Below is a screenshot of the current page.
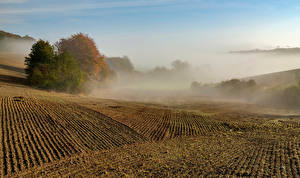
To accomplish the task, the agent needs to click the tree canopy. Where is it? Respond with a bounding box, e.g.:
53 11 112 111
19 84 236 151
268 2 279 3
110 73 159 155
106 56 135 73
25 33 117 93
56 33 115 84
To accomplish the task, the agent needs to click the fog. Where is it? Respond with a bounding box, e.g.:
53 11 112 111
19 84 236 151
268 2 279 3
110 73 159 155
0 38 34 54
0 38 35 75
3 36 300 109
105 53 300 91
89 52 300 109
202 53 300 80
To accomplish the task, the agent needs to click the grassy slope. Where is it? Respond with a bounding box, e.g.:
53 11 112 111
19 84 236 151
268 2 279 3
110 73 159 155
244 68 300 88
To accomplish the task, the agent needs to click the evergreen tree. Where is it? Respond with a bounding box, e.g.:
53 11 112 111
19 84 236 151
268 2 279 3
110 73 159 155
25 40 85 93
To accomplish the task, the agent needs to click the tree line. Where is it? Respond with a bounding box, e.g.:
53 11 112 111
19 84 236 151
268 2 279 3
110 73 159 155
25 33 115 93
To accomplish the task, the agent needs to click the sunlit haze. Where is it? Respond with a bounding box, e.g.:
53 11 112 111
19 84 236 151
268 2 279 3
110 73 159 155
1 1 300 177
1 0 300 80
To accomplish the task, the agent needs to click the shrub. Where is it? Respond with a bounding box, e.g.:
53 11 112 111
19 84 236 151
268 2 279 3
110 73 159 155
281 85 300 107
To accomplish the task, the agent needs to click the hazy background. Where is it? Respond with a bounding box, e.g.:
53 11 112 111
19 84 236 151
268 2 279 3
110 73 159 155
1 0 300 86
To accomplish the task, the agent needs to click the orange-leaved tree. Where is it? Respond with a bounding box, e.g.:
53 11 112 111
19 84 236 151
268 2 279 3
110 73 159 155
56 33 116 86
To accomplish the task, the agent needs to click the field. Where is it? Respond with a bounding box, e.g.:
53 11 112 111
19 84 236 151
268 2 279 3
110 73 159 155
0 54 300 177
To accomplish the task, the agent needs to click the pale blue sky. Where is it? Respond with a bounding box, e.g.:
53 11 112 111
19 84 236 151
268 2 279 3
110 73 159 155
1 0 300 71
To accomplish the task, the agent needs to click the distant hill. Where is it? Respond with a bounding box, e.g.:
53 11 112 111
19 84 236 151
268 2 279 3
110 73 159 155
0 30 35 41
231 48 300 55
244 68 300 88
0 30 35 53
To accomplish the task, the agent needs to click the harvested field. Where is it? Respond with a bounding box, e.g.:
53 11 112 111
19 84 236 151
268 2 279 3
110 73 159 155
83 103 229 141
0 96 80 176
77 99 300 141
16 132 300 177
0 95 146 176
0 55 299 177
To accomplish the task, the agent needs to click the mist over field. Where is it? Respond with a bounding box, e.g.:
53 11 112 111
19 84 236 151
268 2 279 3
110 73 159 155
101 52 300 90
0 38 34 54
4 35 300 105
1 1 300 177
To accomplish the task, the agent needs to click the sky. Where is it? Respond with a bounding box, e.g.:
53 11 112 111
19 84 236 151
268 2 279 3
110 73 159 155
1 0 300 76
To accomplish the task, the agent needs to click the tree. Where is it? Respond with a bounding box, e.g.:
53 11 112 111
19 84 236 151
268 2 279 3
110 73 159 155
25 40 85 92
56 33 115 85
171 60 189 71
25 40 55 85
53 52 85 92
106 56 135 73
191 81 201 90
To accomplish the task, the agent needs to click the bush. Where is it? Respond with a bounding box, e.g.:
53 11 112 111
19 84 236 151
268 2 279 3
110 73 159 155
190 81 201 90
257 83 300 108
281 85 300 107
217 79 257 97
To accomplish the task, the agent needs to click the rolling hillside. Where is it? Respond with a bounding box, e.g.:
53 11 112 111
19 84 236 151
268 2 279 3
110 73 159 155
0 30 35 53
245 68 300 87
0 53 299 177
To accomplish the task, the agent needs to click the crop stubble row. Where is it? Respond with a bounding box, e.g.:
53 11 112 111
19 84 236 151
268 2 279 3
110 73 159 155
99 107 230 141
0 97 80 176
0 96 147 176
